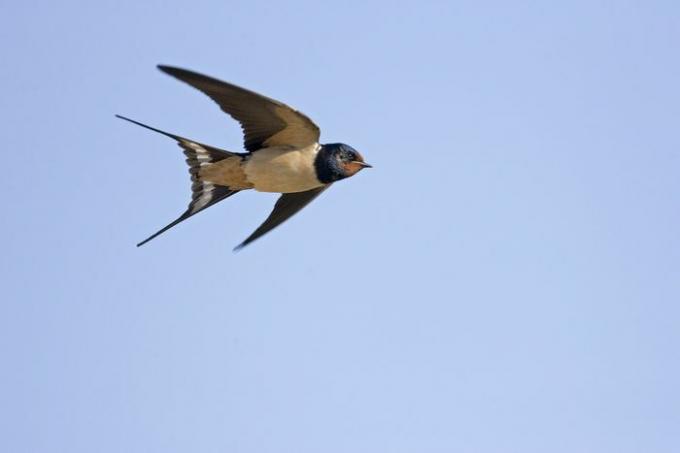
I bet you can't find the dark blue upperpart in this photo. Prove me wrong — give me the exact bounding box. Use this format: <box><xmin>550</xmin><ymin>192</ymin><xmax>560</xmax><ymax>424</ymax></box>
<box><xmin>314</xmin><ymin>143</ymin><xmax>360</xmax><ymax>184</ymax></box>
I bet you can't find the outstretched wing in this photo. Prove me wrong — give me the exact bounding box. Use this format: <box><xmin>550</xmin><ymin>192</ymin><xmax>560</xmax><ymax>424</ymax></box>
<box><xmin>115</xmin><ymin>115</ymin><xmax>243</xmax><ymax>246</ymax></box>
<box><xmin>234</xmin><ymin>186</ymin><xmax>329</xmax><ymax>251</ymax></box>
<box><xmin>158</xmin><ymin>65</ymin><xmax>320</xmax><ymax>152</ymax></box>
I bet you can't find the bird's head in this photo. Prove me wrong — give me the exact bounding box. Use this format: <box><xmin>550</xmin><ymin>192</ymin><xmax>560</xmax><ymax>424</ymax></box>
<box><xmin>315</xmin><ymin>143</ymin><xmax>372</xmax><ymax>183</ymax></box>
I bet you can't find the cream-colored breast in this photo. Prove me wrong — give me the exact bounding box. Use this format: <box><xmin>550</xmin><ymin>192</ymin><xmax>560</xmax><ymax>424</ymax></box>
<box><xmin>244</xmin><ymin>144</ymin><xmax>323</xmax><ymax>193</ymax></box>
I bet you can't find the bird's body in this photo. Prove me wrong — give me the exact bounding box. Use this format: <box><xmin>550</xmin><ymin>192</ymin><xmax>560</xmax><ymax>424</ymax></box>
<box><xmin>195</xmin><ymin>144</ymin><xmax>323</xmax><ymax>192</ymax></box>
<box><xmin>117</xmin><ymin>66</ymin><xmax>370</xmax><ymax>249</ymax></box>
<box><xmin>243</xmin><ymin>144</ymin><xmax>323</xmax><ymax>193</ymax></box>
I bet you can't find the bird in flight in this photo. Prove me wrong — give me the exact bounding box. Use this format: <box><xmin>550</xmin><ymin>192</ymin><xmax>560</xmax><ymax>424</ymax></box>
<box><xmin>117</xmin><ymin>65</ymin><xmax>371</xmax><ymax>250</ymax></box>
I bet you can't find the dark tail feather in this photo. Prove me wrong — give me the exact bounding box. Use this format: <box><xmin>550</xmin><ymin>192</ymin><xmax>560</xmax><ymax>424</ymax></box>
<box><xmin>116</xmin><ymin>114</ymin><xmax>244</xmax><ymax>246</ymax></box>
<box><xmin>136</xmin><ymin>188</ymin><xmax>240</xmax><ymax>247</ymax></box>
<box><xmin>115</xmin><ymin>114</ymin><xmax>239</xmax><ymax>160</ymax></box>
<box><xmin>115</xmin><ymin>114</ymin><xmax>183</xmax><ymax>141</ymax></box>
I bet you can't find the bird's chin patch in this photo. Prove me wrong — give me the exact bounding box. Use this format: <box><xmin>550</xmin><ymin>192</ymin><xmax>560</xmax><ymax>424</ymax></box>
<box><xmin>343</xmin><ymin>161</ymin><xmax>366</xmax><ymax>177</ymax></box>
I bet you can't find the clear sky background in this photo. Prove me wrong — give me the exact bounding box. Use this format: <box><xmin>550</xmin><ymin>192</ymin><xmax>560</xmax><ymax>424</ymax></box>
<box><xmin>1</xmin><ymin>1</ymin><xmax>679</xmax><ymax>452</ymax></box>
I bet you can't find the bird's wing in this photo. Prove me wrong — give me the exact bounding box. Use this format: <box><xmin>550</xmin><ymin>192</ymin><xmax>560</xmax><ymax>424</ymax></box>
<box><xmin>115</xmin><ymin>115</ymin><xmax>242</xmax><ymax>247</ymax></box>
<box><xmin>235</xmin><ymin>186</ymin><xmax>330</xmax><ymax>250</ymax></box>
<box><xmin>158</xmin><ymin>65</ymin><xmax>321</xmax><ymax>152</ymax></box>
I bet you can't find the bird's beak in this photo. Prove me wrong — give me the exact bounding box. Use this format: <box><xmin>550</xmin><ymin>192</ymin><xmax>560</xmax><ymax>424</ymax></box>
<box><xmin>354</xmin><ymin>161</ymin><xmax>373</xmax><ymax>168</ymax></box>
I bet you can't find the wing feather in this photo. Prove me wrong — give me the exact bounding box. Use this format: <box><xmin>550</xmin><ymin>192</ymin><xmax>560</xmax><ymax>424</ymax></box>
<box><xmin>234</xmin><ymin>186</ymin><xmax>329</xmax><ymax>250</ymax></box>
<box><xmin>158</xmin><ymin>65</ymin><xmax>320</xmax><ymax>152</ymax></box>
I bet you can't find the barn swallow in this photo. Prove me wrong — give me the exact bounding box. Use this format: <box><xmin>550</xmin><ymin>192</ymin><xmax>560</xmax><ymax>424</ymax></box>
<box><xmin>117</xmin><ymin>65</ymin><xmax>371</xmax><ymax>250</ymax></box>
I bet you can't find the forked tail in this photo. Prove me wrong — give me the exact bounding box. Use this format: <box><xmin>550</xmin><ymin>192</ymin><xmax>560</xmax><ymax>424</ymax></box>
<box><xmin>115</xmin><ymin>115</ymin><xmax>244</xmax><ymax>246</ymax></box>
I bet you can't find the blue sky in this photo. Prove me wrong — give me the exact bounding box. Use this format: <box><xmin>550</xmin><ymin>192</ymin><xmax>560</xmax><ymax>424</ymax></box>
<box><xmin>1</xmin><ymin>1</ymin><xmax>679</xmax><ymax>452</ymax></box>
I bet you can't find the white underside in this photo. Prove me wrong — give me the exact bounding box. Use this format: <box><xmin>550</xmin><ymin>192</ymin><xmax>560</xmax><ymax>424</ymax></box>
<box><xmin>244</xmin><ymin>143</ymin><xmax>324</xmax><ymax>193</ymax></box>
